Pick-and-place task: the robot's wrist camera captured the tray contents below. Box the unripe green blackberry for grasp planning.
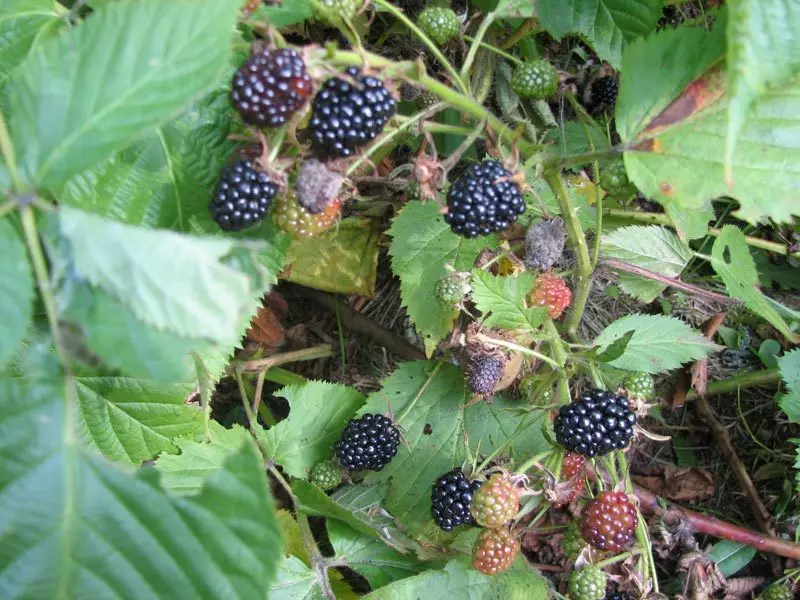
[622,372,654,401]
[518,375,554,405]
[511,60,559,99]
[470,473,520,528]
[757,584,793,600]
[435,271,471,307]
[568,565,607,600]
[312,0,362,25]
[417,7,460,45]
[311,460,342,491]
[561,521,585,560]
[599,159,636,198]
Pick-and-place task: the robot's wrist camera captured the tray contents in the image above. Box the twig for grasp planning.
[684,369,781,400]
[601,259,738,305]
[499,18,541,50]
[296,287,427,361]
[234,344,335,373]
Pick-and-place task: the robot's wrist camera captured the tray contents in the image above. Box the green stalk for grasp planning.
[460,14,496,81]
[0,111,23,192]
[462,35,522,65]
[544,172,592,341]
[373,0,468,95]
[543,320,571,405]
[499,18,541,50]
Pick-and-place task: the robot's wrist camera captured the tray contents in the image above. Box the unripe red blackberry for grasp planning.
[210,159,278,231]
[231,48,312,127]
[529,272,572,319]
[580,491,638,553]
[470,473,520,528]
[472,528,520,576]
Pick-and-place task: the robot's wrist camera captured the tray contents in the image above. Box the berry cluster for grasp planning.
[210,159,278,231]
[272,193,342,238]
[309,67,397,157]
[591,76,619,108]
[599,158,636,198]
[758,584,794,600]
[334,413,400,472]
[445,160,526,238]
[431,469,481,531]
[580,491,638,553]
[622,371,654,401]
[231,48,312,128]
[554,389,636,458]
[434,271,471,307]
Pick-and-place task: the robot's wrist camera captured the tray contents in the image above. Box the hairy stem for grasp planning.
[544,172,592,341]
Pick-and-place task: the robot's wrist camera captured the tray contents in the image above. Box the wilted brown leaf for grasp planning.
[633,466,715,503]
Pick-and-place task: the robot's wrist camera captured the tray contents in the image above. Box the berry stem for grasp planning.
[544,172,593,342]
[462,35,522,65]
[499,18,542,50]
[475,412,542,474]
[372,0,469,95]
[543,306,572,406]
[0,111,23,192]
[515,450,556,475]
[460,13,496,82]
[474,333,561,370]
[395,359,445,424]
[192,354,214,441]
[234,344,336,372]
[594,551,634,569]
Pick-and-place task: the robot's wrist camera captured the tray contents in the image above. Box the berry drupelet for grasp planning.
[554,389,636,458]
[309,67,396,157]
[231,48,312,128]
[210,159,278,231]
[431,469,481,531]
[445,160,526,238]
[335,413,400,472]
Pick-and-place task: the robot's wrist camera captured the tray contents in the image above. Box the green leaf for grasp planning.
[602,225,693,302]
[388,202,494,353]
[708,540,756,578]
[283,218,380,296]
[258,381,365,479]
[254,0,313,27]
[537,0,662,69]
[52,207,258,345]
[725,1,800,176]
[156,422,252,494]
[271,556,323,600]
[0,219,33,367]
[364,558,548,599]
[470,270,547,331]
[57,90,236,231]
[492,0,535,18]
[593,314,719,373]
[778,349,800,423]
[360,361,550,540]
[593,329,635,363]
[618,14,800,234]
[75,376,200,466]
[0,348,283,598]
[327,521,429,588]
[546,120,611,162]
[0,0,64,87]
[8,0,240,188]
[710,226,799,343]
[523,177,597,232]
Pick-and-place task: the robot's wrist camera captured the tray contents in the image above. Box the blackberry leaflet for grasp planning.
[309,67,396,157]
[431,469,481,531]
[210,159,278,231]
[445,160,526,238]
[335,413,400,471]
[554,389,636,458]
[231,48,312,127]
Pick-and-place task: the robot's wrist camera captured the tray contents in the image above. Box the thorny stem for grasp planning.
[395,360,444,424]
[544,172,592,341]
[235,367,259,430]
[460,13,496,81]
[372,0,468,95]
[547,147,621,171]
[684,368,780,401]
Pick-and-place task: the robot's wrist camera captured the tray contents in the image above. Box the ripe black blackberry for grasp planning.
[231,48,312,127]
[444,160,525,238]
[309,67,396,157]
[468,355,504,394]
[335,413,400,471]
[210,159,278,231]
[591,76,619,107]
[431,469,481,531]
[604,591,631,600]
[554,389,636,458]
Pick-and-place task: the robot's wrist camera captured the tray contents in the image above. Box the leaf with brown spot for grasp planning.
[246,303,285,352]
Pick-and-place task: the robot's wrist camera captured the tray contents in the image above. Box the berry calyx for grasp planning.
[434,271,471,307]
[445,160,526,238]
[467,355,505,395]
[591,75,619,108]
[568,565,607,600]
[580,491,638,553]
[309,67,396,158]
[417,7,460,46]
[554,389,637,458]
[529,272,572,319]
[272,193,342,238]
[231,48,312,128]
[470,473,520,528]
[524,218,566,270]
[622,372,654,401]
[757,584,793,600]
[210,159,278,231]
[599,159,636,198]
[511,60,559,99]
[472,528,520,576]
[334,413,400,472]
[431,468,481,531]
[311,460,342,491]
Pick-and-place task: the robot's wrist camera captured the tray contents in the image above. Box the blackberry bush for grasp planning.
[210,159,278,231]
[335,413,400,472]
[444,160,526,238]
[431,468,481,531]
[309,67,397,157]
[231,48,312,128]
[554,389,636,457]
